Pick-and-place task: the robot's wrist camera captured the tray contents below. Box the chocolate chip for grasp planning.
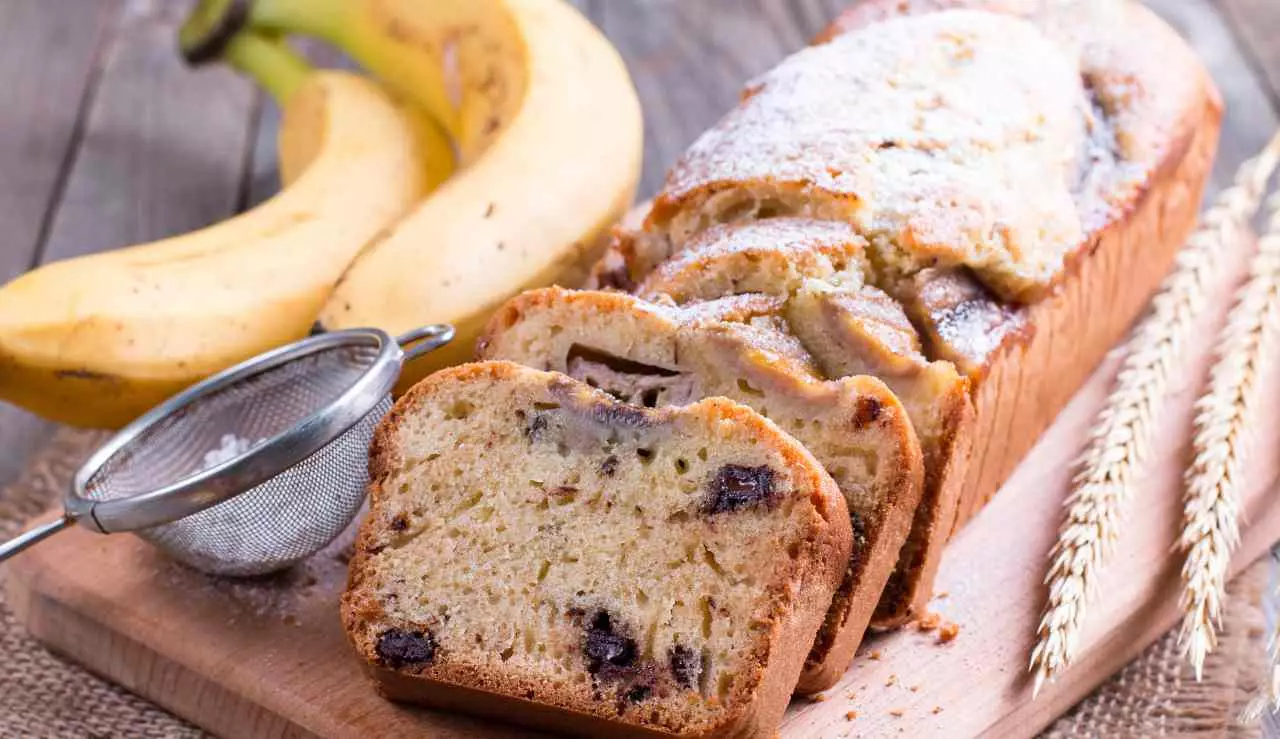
[852,396,883,428]
[624,684,651,703]
[584,612,637,672]
[669,645,702,688]
[703,465,779,514]
[376,628,437,668]
[600,455,620,477]
[524,412,550,440]
[849,510,868,548]
[848,510,868,573]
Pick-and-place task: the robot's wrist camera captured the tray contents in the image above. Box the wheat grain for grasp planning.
[1179,188,1280,681]
[1029,132,1280,697]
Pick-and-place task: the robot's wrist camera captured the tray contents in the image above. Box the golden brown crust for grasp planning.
[952,90,1221,527]
[344,361,851,737]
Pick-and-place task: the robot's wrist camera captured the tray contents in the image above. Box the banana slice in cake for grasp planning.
[632,217,975,626]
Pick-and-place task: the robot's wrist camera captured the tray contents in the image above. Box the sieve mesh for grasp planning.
[82,344,381,501]
[78,340,389,576]
[137,396,391,576]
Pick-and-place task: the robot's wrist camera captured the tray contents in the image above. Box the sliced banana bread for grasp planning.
[477,288,924,692]
[633,218,974,626]
[342,361,851,738]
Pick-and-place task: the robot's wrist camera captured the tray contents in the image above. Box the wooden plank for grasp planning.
[4,227,1276,738]
[0,0,258,486]
[0,0,119,282]
[39,0,256,263]
[1147,0,1280,191]
[1216,0,1280,108]
[584,0,847,196]
[0,0,122,487]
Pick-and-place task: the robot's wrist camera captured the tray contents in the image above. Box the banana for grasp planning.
[0,34,450,428]
[229,0,644,387]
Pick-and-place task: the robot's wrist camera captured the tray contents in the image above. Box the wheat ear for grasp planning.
[1029,132,1280,697]
[1179,186,1280,680]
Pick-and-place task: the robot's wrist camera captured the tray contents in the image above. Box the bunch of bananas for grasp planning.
[0,0,642,427]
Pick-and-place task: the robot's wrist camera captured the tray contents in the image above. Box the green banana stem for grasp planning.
[246,0,353,44]
[223,33,313,104]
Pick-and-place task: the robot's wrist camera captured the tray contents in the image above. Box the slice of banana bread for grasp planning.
[633,218,974,626]
[477,288,925,692]
[342,361,852,738]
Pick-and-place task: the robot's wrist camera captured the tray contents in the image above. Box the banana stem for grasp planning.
[223,33,312,104]
[247,0,352,43]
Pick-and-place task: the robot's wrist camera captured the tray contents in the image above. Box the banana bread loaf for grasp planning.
[477,288,924,692]
[632,217,974,627]
[591,0,1220,627]
[342,361,851,738]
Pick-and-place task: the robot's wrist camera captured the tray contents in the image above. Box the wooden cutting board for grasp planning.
[6,234,1280,739]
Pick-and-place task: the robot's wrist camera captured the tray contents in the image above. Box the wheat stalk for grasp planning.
[1179,189,1280,681]
[1029,132,1280,697]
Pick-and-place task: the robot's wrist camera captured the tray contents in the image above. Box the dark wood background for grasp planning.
[0,0,1276,491]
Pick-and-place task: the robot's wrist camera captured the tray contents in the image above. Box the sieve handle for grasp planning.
[396,324,455,361]
[0,515,73,563]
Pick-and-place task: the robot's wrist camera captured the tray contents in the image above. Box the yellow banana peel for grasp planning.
[242,0,644,388]
[0,34,447,427]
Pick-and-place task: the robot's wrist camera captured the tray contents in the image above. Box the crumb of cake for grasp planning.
[933,706,943,715]
[885,674,897,687]
[845,710,858,721]
[869,649,883,660]
[934,591,949,600]
[847,691,857,700]
[810,693,828,703]
[917,612,941,632]
[938,621,960,643]
[889,709,905,718]
[910,684,921,693]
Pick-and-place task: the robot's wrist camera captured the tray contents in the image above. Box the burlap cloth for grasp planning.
[0,429,1270,738]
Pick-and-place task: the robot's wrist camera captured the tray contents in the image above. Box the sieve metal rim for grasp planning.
[64,327,404,534]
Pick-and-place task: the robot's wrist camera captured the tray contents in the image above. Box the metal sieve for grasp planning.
[0,324,454,577]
